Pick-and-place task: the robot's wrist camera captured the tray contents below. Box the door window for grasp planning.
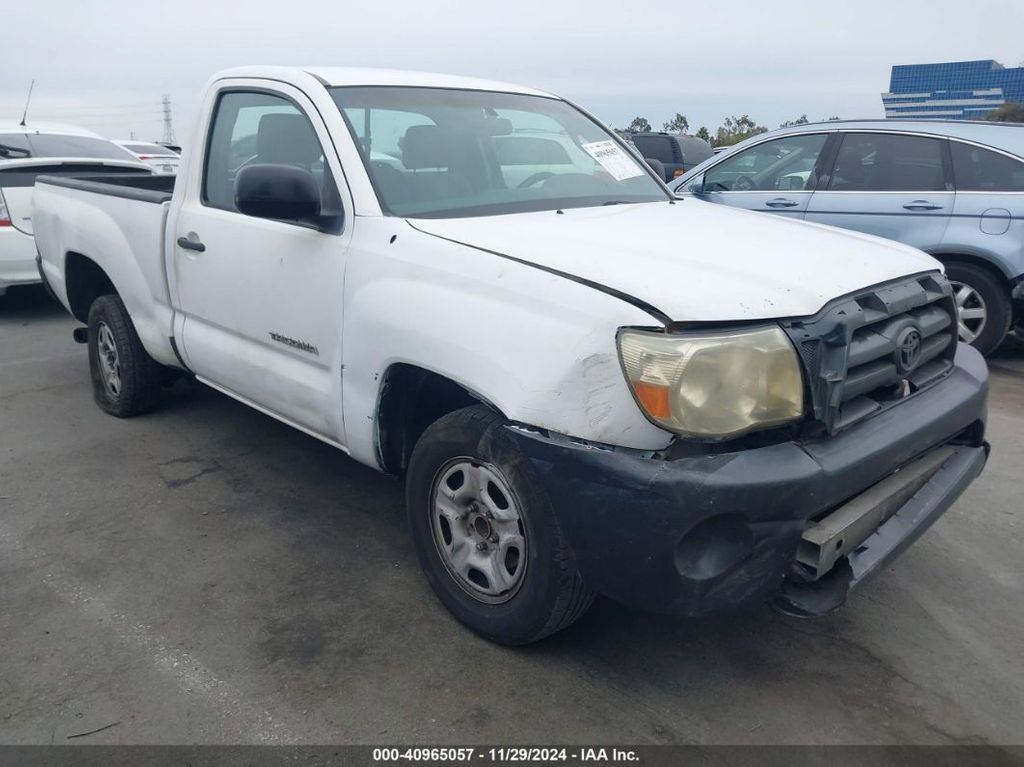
[703,134,827,192]
[951,142,1024,191]
[203,90,339,216]
[827,133,946,192]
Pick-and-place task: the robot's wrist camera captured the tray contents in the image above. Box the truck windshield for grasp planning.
[330,86,669,218]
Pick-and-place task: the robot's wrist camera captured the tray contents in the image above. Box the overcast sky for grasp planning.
[3,0,1023,144]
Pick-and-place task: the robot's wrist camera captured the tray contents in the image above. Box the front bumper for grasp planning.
[508,343,989,615]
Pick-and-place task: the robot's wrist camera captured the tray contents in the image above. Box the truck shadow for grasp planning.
[0,284,65,321]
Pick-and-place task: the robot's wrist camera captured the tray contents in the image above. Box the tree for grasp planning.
[780,115,809,128]
[662,112,689,133]
[824,115,841,121]
[695,126,711,144]
[625,116,652,133]
[714,115,767,147]
[985,102,1024,122]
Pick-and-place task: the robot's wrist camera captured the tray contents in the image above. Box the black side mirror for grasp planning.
[235,164,321,225]
[644,157,668,182]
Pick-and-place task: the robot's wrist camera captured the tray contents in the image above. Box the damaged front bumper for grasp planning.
[507,343,989,617]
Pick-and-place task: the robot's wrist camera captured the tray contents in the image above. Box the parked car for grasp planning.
[671,120,1024,355]
[630,131,712,182]
[34,67,989,644]
[115,140,181,174]
[1,121,151,296]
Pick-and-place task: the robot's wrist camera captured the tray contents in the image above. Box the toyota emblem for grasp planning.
[895,327,923,374]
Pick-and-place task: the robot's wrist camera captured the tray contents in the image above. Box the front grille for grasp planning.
[783,273,958,434]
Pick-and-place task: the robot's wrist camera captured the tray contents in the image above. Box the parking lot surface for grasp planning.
[1,286,1022,745]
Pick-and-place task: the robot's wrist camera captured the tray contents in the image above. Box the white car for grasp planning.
[115,141,181,174]
[1,122,150,295]
[33,67,989,644]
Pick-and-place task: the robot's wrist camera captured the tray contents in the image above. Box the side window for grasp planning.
[203,91,337,216]
[828,133,945,192]
[951,142,1024,191]
[704,134,827,192]
[343,107,435,170]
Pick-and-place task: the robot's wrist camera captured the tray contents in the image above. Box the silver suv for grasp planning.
[672,120,1024,355]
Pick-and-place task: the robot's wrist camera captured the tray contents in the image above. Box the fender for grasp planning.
[340,219,673,469]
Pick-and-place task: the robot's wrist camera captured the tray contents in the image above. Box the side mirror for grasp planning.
[644,157,668,182]
[235,164,320,225]
[687,173,706,194]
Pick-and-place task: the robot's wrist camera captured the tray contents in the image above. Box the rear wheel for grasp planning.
[945,262,1011,356]
[87,294,163,417]
[406,406,594,645]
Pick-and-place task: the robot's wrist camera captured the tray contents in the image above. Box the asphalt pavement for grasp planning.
[1,286,1022,745]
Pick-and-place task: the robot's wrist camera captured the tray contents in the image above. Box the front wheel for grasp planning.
[87,294,163,417]
[406,406,594,645]
[945,262,1012,356]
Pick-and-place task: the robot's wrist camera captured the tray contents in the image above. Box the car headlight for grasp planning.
[617,325,804,439]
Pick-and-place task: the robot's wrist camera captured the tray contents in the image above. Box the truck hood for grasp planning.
[408,200,942,322]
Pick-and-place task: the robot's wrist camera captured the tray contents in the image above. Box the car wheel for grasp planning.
[945,262,1012,356]
[87,294,163,417]
[406,405,594,645]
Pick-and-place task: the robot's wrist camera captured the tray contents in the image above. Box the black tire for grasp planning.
[87,294,163,417]
[945,262,1012,356]
[406,405,594,645]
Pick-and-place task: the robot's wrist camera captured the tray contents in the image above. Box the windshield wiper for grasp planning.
[0,143,32,159]
[601,200,637,206]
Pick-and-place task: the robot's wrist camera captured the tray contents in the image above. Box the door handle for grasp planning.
[765,198,800,208]
[177,235,206,253]
[903,201,943,211]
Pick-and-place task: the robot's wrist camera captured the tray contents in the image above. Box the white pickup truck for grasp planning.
[34,66,990,644]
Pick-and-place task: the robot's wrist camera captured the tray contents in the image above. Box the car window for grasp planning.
[631,135,675,164]
[704,134,827,192]
[951,142,1024,192]
[1,133,137,161]
[331,86,667,218]
[828,133,945,192]
[0,133,33,158]
[494,136,573,165]
[203,90,338,216]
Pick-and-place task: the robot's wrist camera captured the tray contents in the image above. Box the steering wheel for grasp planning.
[517,172,555,189]
[732,174,756,192]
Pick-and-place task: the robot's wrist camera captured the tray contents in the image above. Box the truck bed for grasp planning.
[33,172,179,368]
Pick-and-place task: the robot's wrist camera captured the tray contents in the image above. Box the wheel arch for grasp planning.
[64,251,118,322]
[375,362,506,475]
[929,251,1014,288]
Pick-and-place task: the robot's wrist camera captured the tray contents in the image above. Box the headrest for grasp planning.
[402,124,458,170]
[257,113,320,166]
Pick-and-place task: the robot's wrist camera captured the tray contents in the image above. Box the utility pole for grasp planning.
[162,94,176,144]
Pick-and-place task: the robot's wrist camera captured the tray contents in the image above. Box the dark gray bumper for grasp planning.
[508,343,989,615]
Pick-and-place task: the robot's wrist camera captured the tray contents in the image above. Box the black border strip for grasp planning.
[34,174,173,204]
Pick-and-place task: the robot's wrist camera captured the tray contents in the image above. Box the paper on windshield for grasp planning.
[580,140,645,181]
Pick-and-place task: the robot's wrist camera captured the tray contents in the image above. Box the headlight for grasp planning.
[617,325,804,439]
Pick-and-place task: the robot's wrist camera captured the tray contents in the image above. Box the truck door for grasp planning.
[804,132,954,252]
[171,84,352,445]
[696,133,830,218]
